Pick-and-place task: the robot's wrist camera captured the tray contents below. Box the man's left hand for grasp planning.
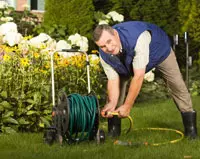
[114,104,132,118]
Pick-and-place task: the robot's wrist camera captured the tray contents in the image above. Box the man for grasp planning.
[92,21,197,139]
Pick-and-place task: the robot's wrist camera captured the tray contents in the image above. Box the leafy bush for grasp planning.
[0,44,52,133]
[189,54,200,96]
[43,0,95,39]
[137,78,170,103]
[33,23,69,41]
[0,43,106,134]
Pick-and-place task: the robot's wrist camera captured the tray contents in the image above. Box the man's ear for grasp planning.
[113,29,118,36]
[113,29,121,45]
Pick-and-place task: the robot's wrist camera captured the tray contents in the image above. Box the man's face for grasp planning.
[95,29,121,55]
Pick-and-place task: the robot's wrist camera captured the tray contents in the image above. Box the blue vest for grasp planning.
[99,21,171,77]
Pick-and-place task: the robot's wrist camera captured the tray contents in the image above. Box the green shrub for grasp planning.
[33,23,69,41]
[137,78,170,103]
[189,55,200,96]
[43,0,95,39]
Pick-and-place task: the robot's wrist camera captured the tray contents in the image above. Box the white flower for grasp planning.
[98,19,109,25]
[68,33,88,52]
[0,22,18,36]
[77,37,88,52]
[4,10,9,15]
[105,14,111,19]
[0,1,8,9]
[3,32,23,46]
[60,52,81,58]
[144,69,155,82]
[89,54,100,66]
[56,40,75,58]
[29,33,52,48]
[37,33,51,42]
[1,17,7,22]
[1,16,13,22]
[107,11,124,22]
[56,40,71,51]
[18,39,30,54]
[89,54,99,61]
[56,39,82,58]
[46,39,57,51]
[68,33,82,45]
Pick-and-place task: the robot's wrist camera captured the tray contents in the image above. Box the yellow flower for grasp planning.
[58,59,69,67]
[91,50,99,54]
[54,53,60,61]
[39,43,46,50]
[77,62,84,68]
[40,69,48,74]
[4,46,12,53]
[33,52,40,58]
[3,54,11,62]
[23,35,33,40]
[44,63,50,69]
[20,58,30,67]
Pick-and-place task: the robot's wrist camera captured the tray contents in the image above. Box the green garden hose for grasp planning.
[67,93,99,142]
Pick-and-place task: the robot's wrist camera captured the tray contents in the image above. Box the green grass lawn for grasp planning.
[0,96,200,159]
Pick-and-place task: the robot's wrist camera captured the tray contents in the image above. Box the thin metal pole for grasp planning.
[173,34,178,51]
[50,51,56,107]
[185,32,189,89]
[82,52,91,94]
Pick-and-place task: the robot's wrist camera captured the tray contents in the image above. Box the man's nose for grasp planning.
[106,44,112,52]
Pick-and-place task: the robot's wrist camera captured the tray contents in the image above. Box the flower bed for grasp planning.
[0,8,105,133]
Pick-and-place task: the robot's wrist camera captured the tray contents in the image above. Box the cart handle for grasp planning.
[50,49,91,107]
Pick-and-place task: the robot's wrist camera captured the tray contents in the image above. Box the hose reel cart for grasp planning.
[43,49,105,145]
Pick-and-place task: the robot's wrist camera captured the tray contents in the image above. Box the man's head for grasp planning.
[93,24,121,55]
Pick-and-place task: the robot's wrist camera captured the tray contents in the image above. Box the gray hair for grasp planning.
[93,24,114,42]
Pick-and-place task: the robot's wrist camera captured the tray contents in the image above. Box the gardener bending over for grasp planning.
[92,21,197,139]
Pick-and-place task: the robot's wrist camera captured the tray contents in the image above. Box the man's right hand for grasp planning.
[101,102,116,118]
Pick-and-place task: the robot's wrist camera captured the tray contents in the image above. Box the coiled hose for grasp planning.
[66,93,99,142]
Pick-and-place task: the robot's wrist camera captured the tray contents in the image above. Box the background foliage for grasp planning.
[38,0,95,40]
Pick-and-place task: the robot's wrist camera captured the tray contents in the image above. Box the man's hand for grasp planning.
[101,102,116,118]
[115,104,132,118]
